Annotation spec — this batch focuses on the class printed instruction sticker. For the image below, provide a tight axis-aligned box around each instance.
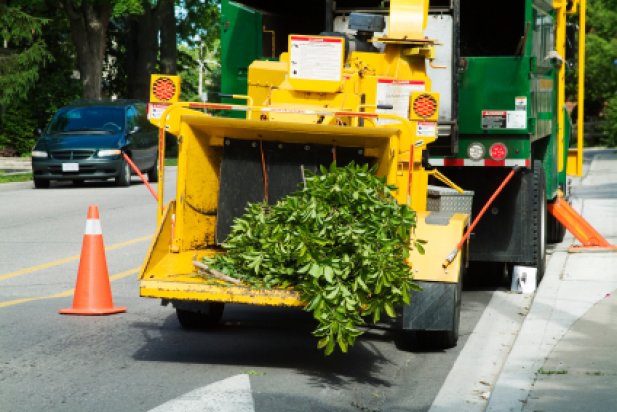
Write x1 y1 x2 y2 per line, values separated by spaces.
289 36 343 82
506 111 527 129
416 121 437 137
147 103 170 120
376 79 425 125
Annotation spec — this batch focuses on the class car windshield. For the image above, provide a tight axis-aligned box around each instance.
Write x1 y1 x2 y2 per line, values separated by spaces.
47 107 125 134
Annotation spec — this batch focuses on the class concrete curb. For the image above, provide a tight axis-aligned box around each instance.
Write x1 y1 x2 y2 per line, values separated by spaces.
0 157 32 171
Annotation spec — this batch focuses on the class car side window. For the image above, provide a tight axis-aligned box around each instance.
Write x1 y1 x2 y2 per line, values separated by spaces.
127 106 139 132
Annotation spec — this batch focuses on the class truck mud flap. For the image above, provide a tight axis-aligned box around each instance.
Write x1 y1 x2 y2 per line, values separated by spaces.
398 279 462 350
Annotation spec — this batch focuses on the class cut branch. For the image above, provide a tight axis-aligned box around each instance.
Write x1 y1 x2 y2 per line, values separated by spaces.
192 260 243 285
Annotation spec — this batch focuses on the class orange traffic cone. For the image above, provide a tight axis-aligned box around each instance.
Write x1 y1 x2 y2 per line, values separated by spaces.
60 205 126 315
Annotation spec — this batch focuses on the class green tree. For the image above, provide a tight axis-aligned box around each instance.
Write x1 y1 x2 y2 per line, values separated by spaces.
0 1 51 107
105 0 219 100
584 0 617 146
59 0 142 100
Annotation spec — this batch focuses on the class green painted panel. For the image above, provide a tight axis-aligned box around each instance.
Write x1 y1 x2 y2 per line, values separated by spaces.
221 0 262 97
458 57 531 135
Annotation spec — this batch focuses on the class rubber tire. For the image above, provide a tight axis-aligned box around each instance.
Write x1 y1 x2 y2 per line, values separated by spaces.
531 160 547 284
176 303 225 329
547 206 566 244
147 160 159 183
115 159 131 187
33 178 50 189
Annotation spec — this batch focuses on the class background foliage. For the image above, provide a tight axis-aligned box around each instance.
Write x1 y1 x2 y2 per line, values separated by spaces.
584 0 617 146
0 0 616 155
0 0 220 155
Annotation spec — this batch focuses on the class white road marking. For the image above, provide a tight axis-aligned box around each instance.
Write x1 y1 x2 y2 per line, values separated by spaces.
149 374 255 412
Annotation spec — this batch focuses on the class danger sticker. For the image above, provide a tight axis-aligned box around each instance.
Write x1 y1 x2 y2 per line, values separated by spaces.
482 111 507 129
481 110 527 129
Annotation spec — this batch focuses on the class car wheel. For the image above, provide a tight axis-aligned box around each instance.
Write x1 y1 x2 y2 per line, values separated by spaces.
148 160 159 183
115 159 131 187
34 178 50 189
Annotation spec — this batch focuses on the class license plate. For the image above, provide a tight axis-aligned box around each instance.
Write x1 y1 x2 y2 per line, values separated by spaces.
62 163 79 172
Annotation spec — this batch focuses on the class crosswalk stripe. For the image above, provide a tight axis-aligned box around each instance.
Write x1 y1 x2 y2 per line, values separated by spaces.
149 374 255 412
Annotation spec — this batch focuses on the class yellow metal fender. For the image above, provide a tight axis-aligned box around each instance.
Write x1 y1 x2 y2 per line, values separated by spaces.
409 211 469 283
139 200 305 307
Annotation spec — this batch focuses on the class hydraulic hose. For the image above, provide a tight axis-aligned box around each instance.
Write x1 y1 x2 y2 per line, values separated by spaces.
443 166 520 268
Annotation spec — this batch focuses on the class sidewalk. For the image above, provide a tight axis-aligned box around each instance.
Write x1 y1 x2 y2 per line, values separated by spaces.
486 148 617 412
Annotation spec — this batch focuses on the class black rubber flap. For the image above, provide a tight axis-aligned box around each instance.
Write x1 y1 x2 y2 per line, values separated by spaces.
216 139 364 243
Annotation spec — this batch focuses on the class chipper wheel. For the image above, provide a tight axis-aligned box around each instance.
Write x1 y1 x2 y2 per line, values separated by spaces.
175 302 225 329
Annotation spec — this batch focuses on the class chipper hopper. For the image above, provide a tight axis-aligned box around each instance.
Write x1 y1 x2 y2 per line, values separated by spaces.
139 0 472 348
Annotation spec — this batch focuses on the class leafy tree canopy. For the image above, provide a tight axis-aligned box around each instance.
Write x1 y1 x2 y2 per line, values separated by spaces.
0 3 51 106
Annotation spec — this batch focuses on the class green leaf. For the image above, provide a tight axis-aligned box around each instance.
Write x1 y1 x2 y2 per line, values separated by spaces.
323 266 334 283
384 302 396 318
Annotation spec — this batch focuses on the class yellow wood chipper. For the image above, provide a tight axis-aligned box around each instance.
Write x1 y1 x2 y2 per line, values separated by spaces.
139 0 472 349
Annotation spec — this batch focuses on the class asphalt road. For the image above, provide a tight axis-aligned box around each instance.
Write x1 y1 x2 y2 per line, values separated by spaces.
0 170 504 412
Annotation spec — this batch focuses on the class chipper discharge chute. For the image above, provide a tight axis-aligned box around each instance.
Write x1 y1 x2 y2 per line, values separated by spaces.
140 0 472 349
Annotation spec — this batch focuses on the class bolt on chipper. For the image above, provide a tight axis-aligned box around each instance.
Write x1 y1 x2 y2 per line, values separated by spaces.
140 0 473 351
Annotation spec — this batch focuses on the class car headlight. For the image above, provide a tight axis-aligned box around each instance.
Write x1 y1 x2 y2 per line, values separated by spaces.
31 150 48 158
467 142 485 161
97 149 122 157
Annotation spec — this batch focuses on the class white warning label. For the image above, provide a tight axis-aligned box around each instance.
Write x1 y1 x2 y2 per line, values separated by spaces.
416 121 437 137
289 36 343 82
147 103 170 120
506 111 527 129
376 79 425 125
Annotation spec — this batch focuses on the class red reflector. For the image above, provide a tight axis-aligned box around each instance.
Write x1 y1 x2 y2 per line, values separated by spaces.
412 94 437 118
152 77 176 102
489 143 508 161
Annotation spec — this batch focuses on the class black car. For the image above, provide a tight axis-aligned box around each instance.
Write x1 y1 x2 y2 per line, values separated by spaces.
31 100 159 188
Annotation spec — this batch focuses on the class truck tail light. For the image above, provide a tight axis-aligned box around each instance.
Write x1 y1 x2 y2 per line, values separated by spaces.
489 143 508 161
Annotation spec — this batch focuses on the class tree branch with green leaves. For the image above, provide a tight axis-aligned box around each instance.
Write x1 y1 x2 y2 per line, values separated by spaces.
203 162 424 355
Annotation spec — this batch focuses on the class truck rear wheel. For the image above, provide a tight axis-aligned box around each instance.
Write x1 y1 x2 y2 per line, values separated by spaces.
531 161 547 283
176 302 225 329
547 206 566 243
